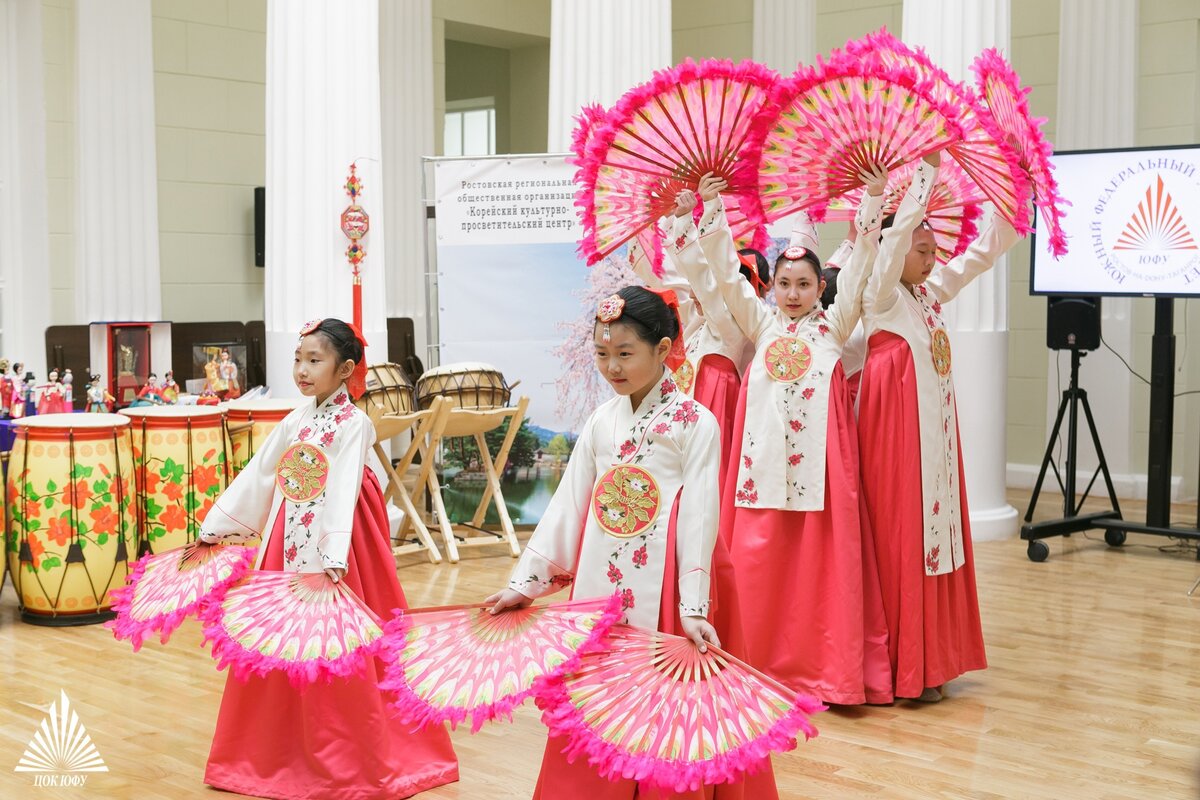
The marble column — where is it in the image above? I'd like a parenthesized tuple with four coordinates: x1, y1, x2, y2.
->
(380, 0, 434, 361)
(1048, 0, 1139, 492)
(264, 0, 388, 395)
(0, 0, 50, 372)
(546, 0, 671, 152)
(74, 0, 161, 322)
(752, 0, 815, 75)
(902, 0, 1017, 540)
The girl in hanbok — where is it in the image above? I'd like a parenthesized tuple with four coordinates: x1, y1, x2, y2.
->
(197, 317, 458, 799)
(690, 165, 896, 706)
(487, 286, 779, 799)
(857, 151, 1023, 702)
(86, 375, 113, 413)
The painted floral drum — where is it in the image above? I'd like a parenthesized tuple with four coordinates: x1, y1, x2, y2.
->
(5, 413, 135, 625)
(121, 406, 228, 555)
(222, 398, 307, 476)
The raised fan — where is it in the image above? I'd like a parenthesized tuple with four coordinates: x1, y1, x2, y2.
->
(107, 541, 257, 651)
(968, 48, 1067, 255)
(747, 47, 967, 224)
(200, 570, 385, 686)
(575, 58, 779, 266)
(825, 157, 986, 263)
(840, 28, 1033, 235)
(378, 594, 622, 732)
(535, 624, 825, 793)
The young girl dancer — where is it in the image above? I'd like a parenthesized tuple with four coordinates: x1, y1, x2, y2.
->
(487, 286, 779, 799)
(197, 318, 458, 799)
(681, 167, 895, 706)
(857, 152, 1023, 702)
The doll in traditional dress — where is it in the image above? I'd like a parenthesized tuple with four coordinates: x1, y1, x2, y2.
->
(0, 358, 12, 418)
(218, 349, 241, 399)
(86, 374, 113, 413)
(62, 368, 74, 406)
(10, 364, 25, 418)
(197, 317, 458, 799)
(132, 373, 166, 407)
(36, 369, 69, 415)
(22, 372, 38, 416)
(161, 370, 179, 403)
(487, 287, 780, 799)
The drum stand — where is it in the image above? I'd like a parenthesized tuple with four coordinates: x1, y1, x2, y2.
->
(423, 396, 530, 563)
(374, 398, 450, 565)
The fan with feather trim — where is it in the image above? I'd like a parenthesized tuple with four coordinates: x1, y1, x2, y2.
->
(824, 157, 986, 263)
(968, 48, 1068, 256)
(746, 48, 968, 224)
(200, 571, 385, 687)
(839, 28, 1034, 236)
(534, 624, 824, 793)
(575, 58, 779, 266)
(378, 594, 623, 732)
(107, 541, 257, 651)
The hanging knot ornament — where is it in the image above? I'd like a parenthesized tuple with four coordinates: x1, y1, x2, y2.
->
(340, 164, 368, 332)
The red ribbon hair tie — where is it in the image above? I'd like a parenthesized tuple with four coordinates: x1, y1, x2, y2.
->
(346, 323, 369, 401)
(646, 288, 687, 373)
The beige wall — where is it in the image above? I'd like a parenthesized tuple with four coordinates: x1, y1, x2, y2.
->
(42, 0, 74, 326)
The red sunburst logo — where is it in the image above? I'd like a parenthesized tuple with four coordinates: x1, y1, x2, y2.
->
(1112, 174, 1198, 251)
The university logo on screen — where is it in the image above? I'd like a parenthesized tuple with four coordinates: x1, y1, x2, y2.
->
(12, 690, 108, 788)
(1091, 160, 1200, 287)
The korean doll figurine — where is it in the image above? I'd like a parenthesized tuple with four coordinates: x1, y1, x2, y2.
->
(0, 358, 12, 418)
(21, 372, 37, 417)
(10, 363, 25, 418)
(131, 373, 167, 407)
(162, 370, 180, 404)
(86, 375, 114, 413)
(37, 369, 69, 415)
(218, 349, 241, 399)
(62, 368, 74, 406)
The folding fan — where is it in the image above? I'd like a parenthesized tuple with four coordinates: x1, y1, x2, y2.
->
(200, 571, 385, 686)
(747, 48, 968, 224)
(576, 58, 779, 265)
(825, 158, 986, 263)
(970, 48, 1068, 256)
(378, 594, 622, 732)
(535, 625, 825, 793)
(107, 541, 257, 651)
(839, 28, 1033, 236)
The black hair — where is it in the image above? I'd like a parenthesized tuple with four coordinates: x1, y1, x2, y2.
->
(737, 248, 771, 291)
(820, 267, 841, 309)
(773, 249, 822, 282)
(601, 286, 680, 347)
(310, 318, 364, 365)
(148, 372, 156, 379)
(880, 213, 932, 236)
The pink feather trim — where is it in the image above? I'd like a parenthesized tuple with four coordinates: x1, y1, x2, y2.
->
(105, 544, 257, 652)
(197, 587, 385, 689)
(534, 670, 825, 793)
(378, 592, 624, 733)
(952, 203, 984, 258)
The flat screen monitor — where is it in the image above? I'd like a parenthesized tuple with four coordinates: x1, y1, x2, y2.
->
(1030, 144, 1200, 297)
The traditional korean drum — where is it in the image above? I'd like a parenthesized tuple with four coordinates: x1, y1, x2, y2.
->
(223, 398, 307, 476)
(355, 363, 416, 425)
(5, 413, 135, 625)
(121, 406, 228, 555)
(415, 362, 511, 410)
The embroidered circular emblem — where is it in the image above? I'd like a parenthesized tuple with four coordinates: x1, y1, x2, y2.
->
(275, 442, 329, 503)
(763, 337, 812, 383)
(782, 245, 808, 261)
(591, 465, 661, 539)
(673, 358, 696, 394)
(931, 329, 952, 377)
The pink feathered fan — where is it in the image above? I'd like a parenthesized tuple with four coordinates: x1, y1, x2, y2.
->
(535, 625, 825, 793)
(575, 58, 778, 265)
(747, 48, 967, 223)
(825, 158, 986, 263)
(970, 48, 1068, 256)
(200, 571, 385, 686)
(378, 594, 622, 732)
(107, 541, 257, 650)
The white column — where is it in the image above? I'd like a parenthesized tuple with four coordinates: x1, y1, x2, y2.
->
(752, 0, 815, 74)
(380, 0, 434, 361)
(1048, 0, 1138, 492)
(547, 0, 672, 152)
(264, 0, 388, 395)
(903, 0, 1017, 540)
(0, 0, 50, 374)
(74, 0, 161, 322)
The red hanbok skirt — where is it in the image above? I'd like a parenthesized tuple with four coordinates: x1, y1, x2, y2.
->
(691, 354, 741, 496)
(532, 499, 779, 799)
(856, 332, 987, 698)
(719, 363, 892, 705)
(204, 469, 459, 799)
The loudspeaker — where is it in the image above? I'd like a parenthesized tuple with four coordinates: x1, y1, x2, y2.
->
(1046, 296, 1101, 351)
(254, 187, 265, 267)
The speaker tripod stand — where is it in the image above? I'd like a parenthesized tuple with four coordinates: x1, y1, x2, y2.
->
(1021, 348, 1124, 562)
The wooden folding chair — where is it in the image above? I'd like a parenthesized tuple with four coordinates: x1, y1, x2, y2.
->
(373, 396, 451, 565)
(423, 396, 530, 563)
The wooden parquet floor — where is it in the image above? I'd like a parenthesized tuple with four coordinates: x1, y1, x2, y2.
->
(1, 492, 1198, 799)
